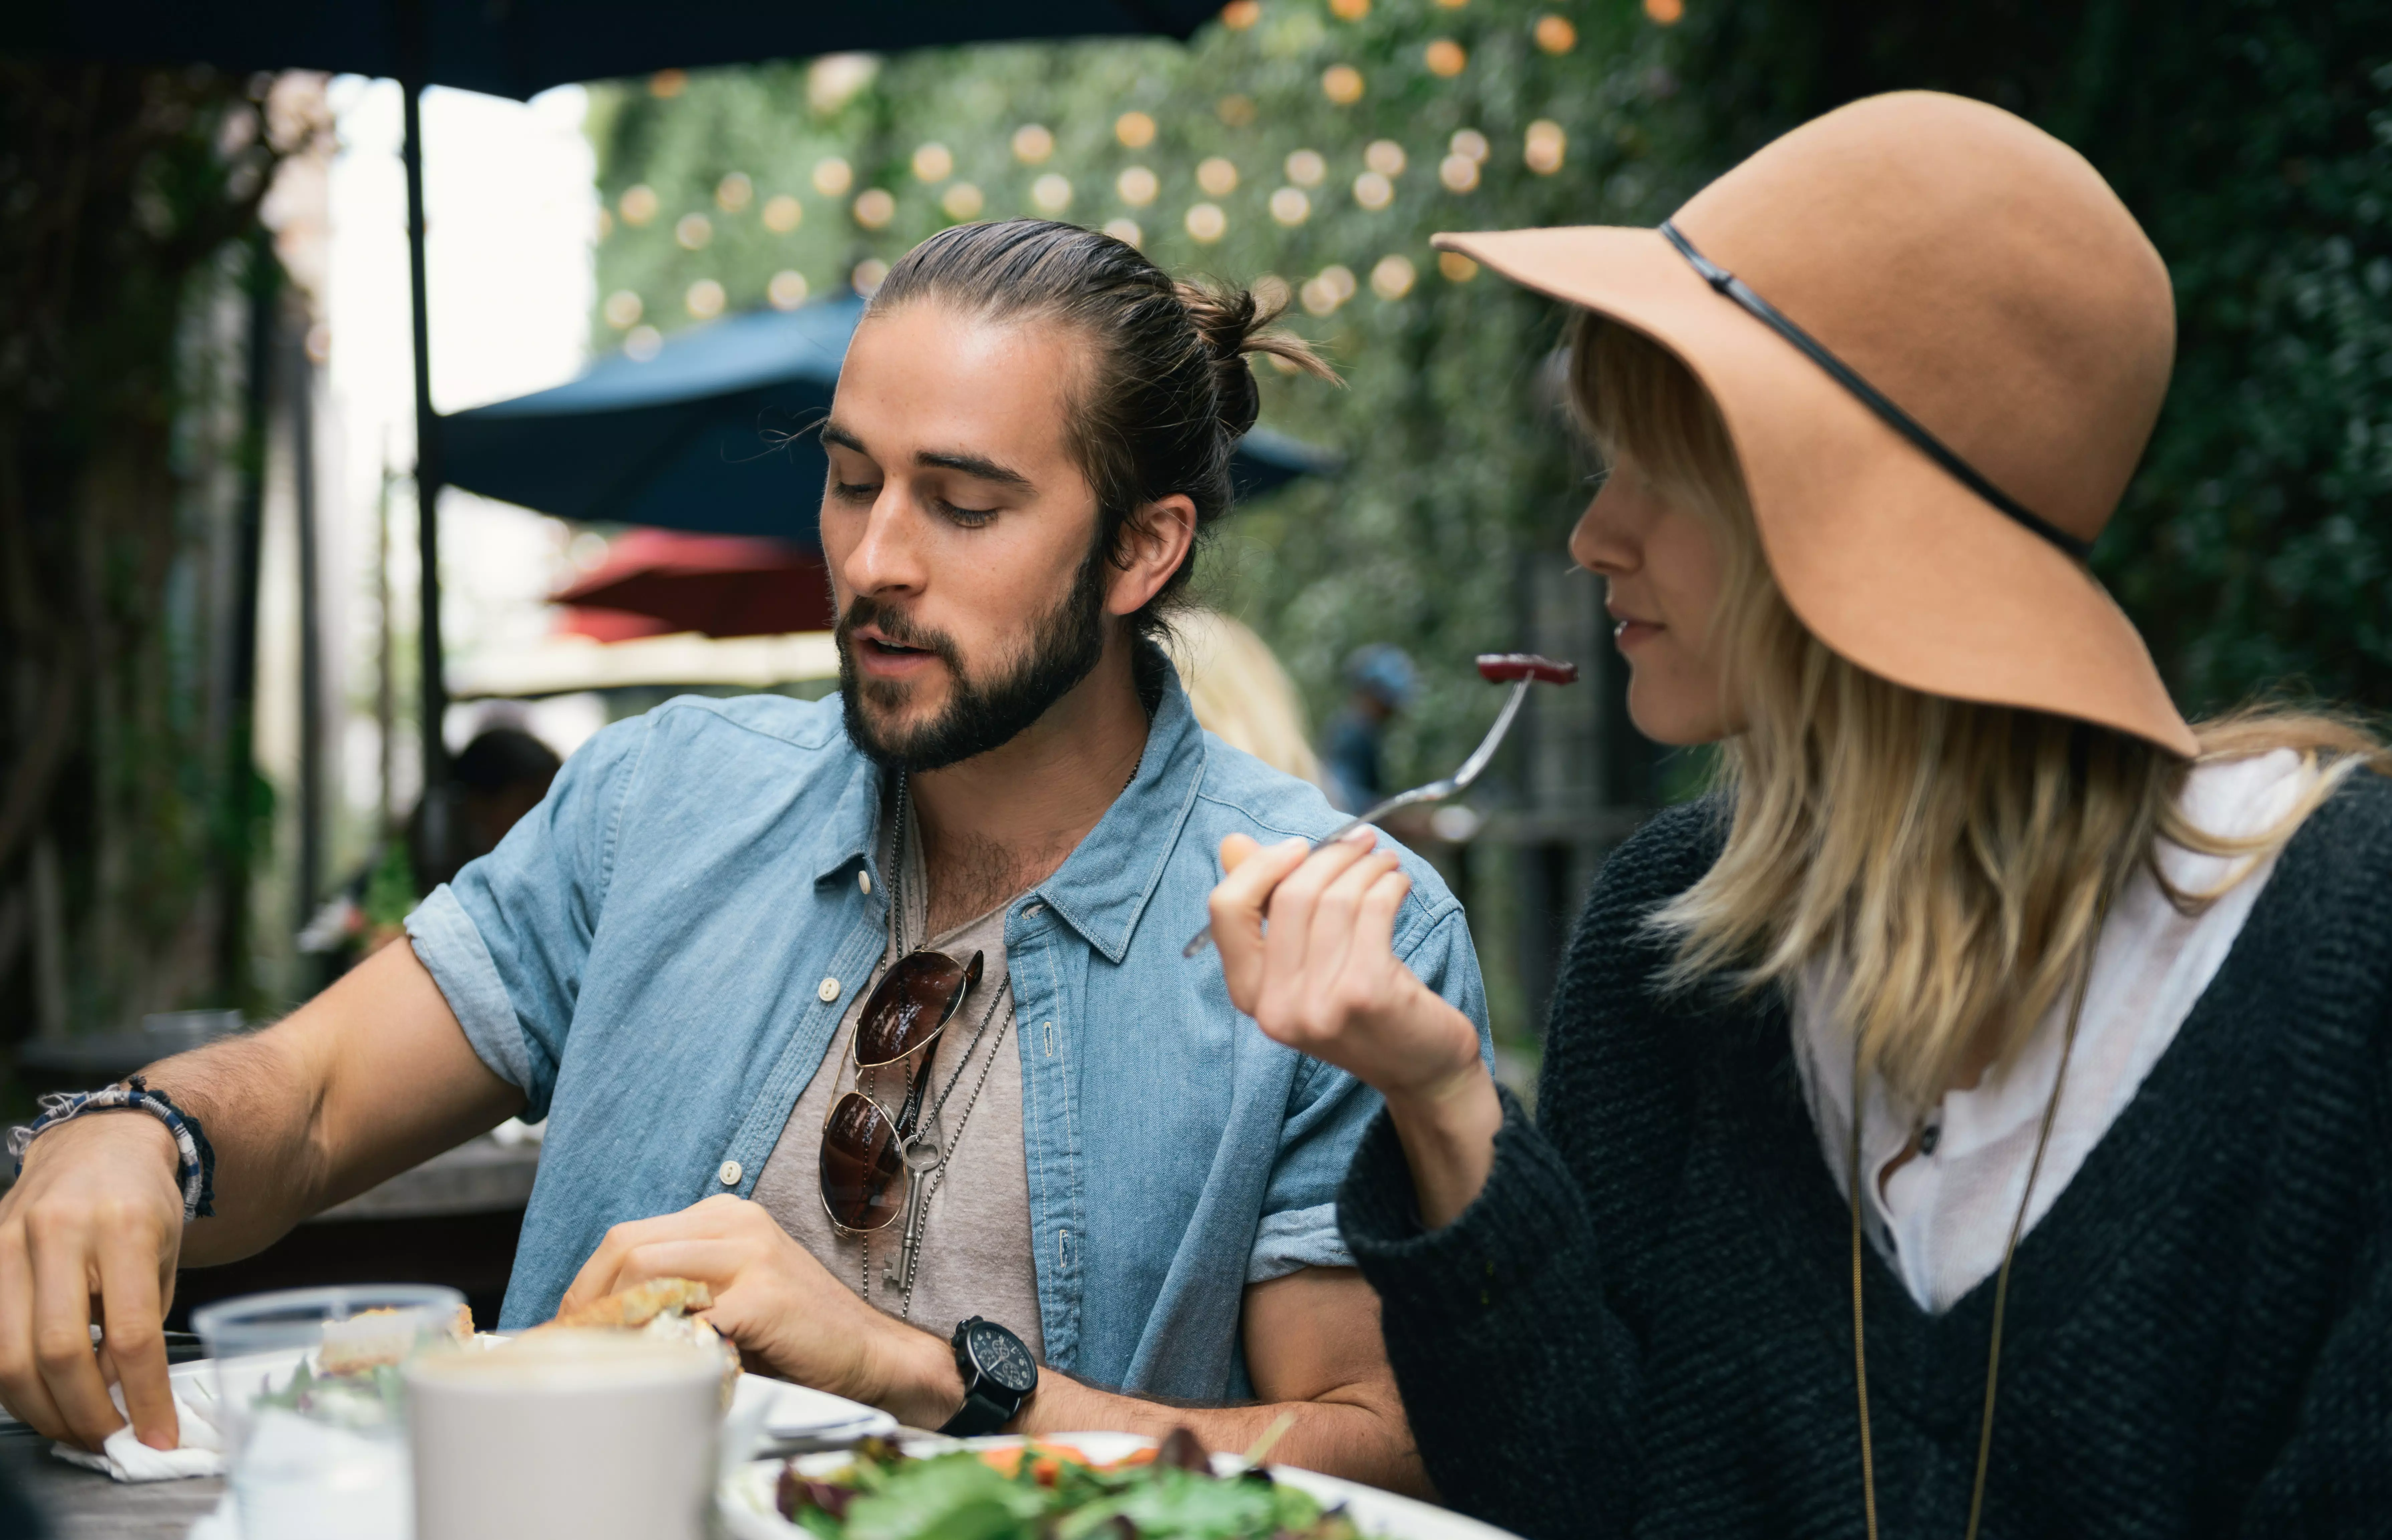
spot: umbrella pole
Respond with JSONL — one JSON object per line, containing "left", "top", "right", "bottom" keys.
{"left": 398, "top": 0, "right": 450, "bottom": 874}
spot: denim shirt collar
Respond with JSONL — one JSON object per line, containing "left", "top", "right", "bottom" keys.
{"left": 805, "top": 645, "right": 1207, "bottom": 966}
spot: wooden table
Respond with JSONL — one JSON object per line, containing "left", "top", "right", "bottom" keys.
{"left": 4, "top": 1427, "right": 223, "bottom": 1539}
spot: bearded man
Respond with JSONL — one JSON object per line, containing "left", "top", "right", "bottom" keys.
{"left": 0, "top": 221, "right": 1487, "bottom": 1493}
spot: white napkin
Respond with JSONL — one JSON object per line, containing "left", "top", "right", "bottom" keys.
{"left": 49, "top": 1375, "right": 227, "bottom": 1481}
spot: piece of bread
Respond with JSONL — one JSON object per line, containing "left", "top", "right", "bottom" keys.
{"left": 317, "top": 1301, "right": 476, "bottom": 1376}
{"left": 542, "top": 1277, "right": 714, "bottom": 1331}
{"left": 531, "top": 1277, "right": 741, "bottom": 1405}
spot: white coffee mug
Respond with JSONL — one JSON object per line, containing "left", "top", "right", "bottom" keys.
{"left": 405, "top": 1330, "right": 724, "bottom": 1540}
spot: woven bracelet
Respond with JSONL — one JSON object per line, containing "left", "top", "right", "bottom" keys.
{"left": 6, "top": 1077, "right": 216, "bottom": 1220}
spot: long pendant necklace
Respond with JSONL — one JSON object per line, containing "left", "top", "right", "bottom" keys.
{"left": 1848, "top": 918, "right": 2102, "bottom": 1540}
{"left": 861, "top": 771, "right": 1012, "bottom": 1319}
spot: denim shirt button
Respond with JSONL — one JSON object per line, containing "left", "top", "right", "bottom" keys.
{"left": 1022, "top": 902, "right": 1044, "bottom": 918}
{"left": 718, "top": 1159, "right": 743, "bottom": 1187}
{"left": 818, "top": 976, "right": 841, "bottom": 1003}
{"left": 858, "top": 870, "right": 872, "bottom": 896}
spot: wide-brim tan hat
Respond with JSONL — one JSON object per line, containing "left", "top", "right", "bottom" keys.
{"left": 1439, "top": 90, "right": 2196, "bottom": 757}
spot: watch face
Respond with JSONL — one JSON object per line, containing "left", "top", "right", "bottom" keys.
{"left": 967, "top": 1321, "right": 1038, "bottom": 1395}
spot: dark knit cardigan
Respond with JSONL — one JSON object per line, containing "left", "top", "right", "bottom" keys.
{"left": 1341, "top": 775, "right": 2392, "bottom": 1539}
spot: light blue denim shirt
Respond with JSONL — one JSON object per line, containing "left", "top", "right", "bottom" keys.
{"left": 406, "top": 658, "right": 1490, "bottom": 1399}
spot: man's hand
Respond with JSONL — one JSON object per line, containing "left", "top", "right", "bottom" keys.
{"left": 0, "top": 1112, "right": 186, "bottom": 1451}
{"left": 561, "top": 1195, "right": 964, "bottom": 1427}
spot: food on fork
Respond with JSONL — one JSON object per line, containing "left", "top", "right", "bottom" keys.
{"left": 1475, "top": 652, "right": 1580, "bottom": 684}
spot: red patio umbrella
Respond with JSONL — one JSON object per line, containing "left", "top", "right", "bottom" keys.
{"left": 553, "top": 529, "right": 831, "bottom": 641}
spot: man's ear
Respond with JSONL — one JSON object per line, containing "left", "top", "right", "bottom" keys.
{"left": 1104, "top": 494, "right": 1198, "bottom": 618}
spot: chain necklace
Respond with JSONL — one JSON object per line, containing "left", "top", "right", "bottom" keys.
{"left": 1848, "top": 913, "right": 2103, "bottom": 1540}
{"left": 860, "top": 771, "right": 1015, "bottom": 1320}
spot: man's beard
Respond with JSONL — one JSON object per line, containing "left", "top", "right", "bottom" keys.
{"left": 836, "top": 542, "right": 1110, "bottom": 773}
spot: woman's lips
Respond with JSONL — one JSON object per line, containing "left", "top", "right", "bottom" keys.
{"left": 1612, "top": 618, "right": 1663, "bottom": 650}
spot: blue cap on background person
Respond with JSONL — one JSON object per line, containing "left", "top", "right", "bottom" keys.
{"left": 1344, "top": 644, "right": 1419, "bottom": 711}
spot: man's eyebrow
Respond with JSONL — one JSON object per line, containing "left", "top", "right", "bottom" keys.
{"left": 915, "top": 449, "right": 1034, "bottom": 489}
{"left": 819, "top": 421, "right": 865, "bottom": 454}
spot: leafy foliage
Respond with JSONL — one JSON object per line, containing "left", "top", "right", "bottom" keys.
{"left": 0, "top": 62, "right": 306, "bottom": 1035}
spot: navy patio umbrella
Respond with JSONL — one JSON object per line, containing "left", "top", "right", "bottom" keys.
{"left": 443, "top": 293, "right": 1340, "bottom": 545}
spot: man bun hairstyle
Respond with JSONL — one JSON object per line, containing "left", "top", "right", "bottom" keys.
{"left": 869, "top": 219, "right": 1336, "bottom": 641}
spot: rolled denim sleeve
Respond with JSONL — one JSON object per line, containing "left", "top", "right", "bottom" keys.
{"left": 1246, "top": 902, "right": 1493, "bottom": 1283}
{"left": 404, "top": 715, "right": 652, "bottom": 1121}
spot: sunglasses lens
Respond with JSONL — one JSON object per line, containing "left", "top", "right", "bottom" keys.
{"left": 820, "top": 1092, "right": 907, "bottom": 1231}
{"left": 854, "top": 952, "right": 970, "bottom": 1066}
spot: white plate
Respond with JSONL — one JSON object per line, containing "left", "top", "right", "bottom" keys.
{"left": 716, "top": 1433, "right": 1522, "bottom": 1540}
{"left": 728, "top": 1374, "right": 896, "bottom": 1443}
{"left": 0, "top": 1347, "right": 890, "bottom": 1449}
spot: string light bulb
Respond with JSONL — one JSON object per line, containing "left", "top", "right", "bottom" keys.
{"left": 813, "top": 157, "right": 854, "bottom": 197}
{"left": 1012, "top": 124, "right": 1055, "bottom": 164}
{"left": 1116, "top": 111, "right": 1157, "bottom": 148}
{"left": 1031, "top": 174, "right": 1073, "bottom": 214}
{"left": 762, "top": 195, "right": 803, "bottom": 233}
{"left": 1322, "top": 64, "right": 1365, "bottom": 105}
{"left": 1197, "top": 157, "right": 1240, "bottom": 196}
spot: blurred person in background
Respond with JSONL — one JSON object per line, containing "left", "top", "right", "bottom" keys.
{"left": 1209, "top": 94, "right": 2391, "bottom": 1536}
{"left": 1320, "top": 644, "right": 1417, "bottom": 813}
{"left": 1165, "top": 609, "right": 1325, "bottom": 789}
{"left": 300, "top": 726, "right": 564, "bottom": 970}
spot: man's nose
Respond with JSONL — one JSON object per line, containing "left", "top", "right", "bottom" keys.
{"left": 842, "top": 485, "right": 928, "bottom": 597}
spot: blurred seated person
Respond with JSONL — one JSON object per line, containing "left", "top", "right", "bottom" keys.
{"left": 416, "top": 726, "right": 566, "bottom": 890}
{"left": 1320, "top": 644, "right": 1415, "bottom": 813}
{"left": 301, "top": 727, "right": 564, "bottom": 969}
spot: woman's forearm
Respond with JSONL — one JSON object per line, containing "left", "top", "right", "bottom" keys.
{"left": 1382, "top": 1063, "right": 1505, "bottom": 1230}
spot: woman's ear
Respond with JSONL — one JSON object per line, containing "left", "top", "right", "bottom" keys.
{"left": 1105, "top": 493, "right": 1199, "bottom": 617}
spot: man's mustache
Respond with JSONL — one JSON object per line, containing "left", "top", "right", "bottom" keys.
{"left": 835, "top": 595, "right": 967, "bottom": 674}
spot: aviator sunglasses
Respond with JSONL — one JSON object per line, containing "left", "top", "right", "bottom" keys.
{"left": 818, "top": 947, "right": 985, "bottom": 1234}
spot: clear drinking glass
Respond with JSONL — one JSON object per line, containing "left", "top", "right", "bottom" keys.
{"left": 191, "top": 1284, "right": 466, "bottom": 1540}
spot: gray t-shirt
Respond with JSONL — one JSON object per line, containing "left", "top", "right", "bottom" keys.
{"left": 750, "top": 808, "right": 1044, "bottom": 1356}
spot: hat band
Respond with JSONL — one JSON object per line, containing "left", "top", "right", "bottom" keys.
{"left": 1658, "top": 221, "right": 2093, "bottom": 563}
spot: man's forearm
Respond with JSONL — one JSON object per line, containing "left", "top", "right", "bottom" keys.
{"left": 1024, "top": 1376, "right": 1428, "bottom": 1499}
{"left": 134, "top": 1028, "right": 338, "bottom": 1264}
{"left": 127, "top": 941, "right": 519, "bottom": 1265}
{"left": 864, "top": 1323, "right": 1427, "bottom": 1498}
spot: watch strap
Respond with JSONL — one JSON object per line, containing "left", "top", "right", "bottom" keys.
{"left": 937, "top": 1384, "right": 1020, "bottom": 1438}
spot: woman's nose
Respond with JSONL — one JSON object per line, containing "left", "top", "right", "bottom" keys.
{"left": 1569, "top": 480, "right": 1641, "bottom": 576}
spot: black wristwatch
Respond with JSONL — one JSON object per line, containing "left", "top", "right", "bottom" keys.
{"left": 938, "top": 1317, "right": 1037, "bottom": 1437}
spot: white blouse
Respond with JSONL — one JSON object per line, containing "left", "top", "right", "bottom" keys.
{"left": 1790, "top": 749, "right": 2314, "bottom": 1314}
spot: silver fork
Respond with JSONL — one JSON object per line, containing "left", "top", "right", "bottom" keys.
{"left": 1183, "top": 654, "right": 1578, "bottom": 958}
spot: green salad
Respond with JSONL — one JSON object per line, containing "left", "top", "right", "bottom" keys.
{"left": 776, "top": 1432, "right": 1362, "bottom": 1540}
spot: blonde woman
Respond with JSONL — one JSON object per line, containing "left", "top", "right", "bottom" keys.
{"left": 1208, "top": 94, "right": 2391, "bottom": 1538}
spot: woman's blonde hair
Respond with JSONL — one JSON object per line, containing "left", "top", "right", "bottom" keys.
{"left": 1570, "top": 315, "right": 2389, "bottom": 1105}
{"left": 1165, "top": 609, "right": 1326, "bottom": 788}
